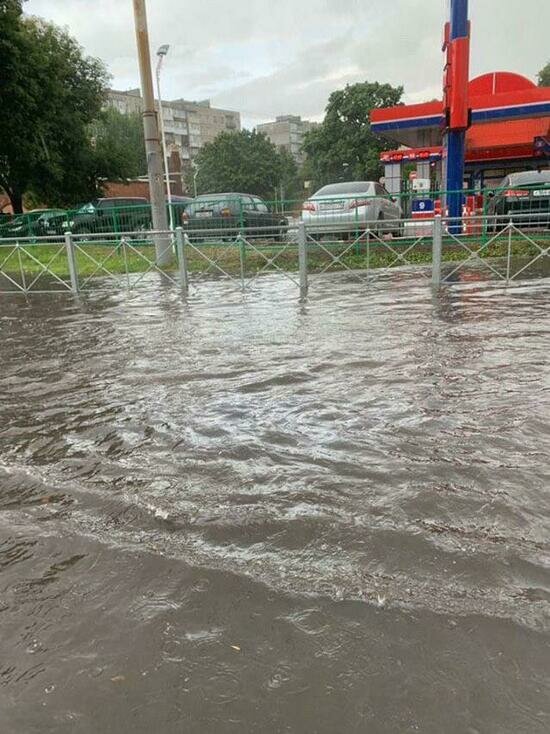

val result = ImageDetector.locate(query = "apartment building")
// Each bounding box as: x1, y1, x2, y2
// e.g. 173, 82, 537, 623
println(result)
107, 89, 241, 164
256, 115, 316, 164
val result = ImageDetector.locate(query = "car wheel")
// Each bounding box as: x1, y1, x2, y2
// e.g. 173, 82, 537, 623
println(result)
276, 220, 288, 242
130, 223, 151, 240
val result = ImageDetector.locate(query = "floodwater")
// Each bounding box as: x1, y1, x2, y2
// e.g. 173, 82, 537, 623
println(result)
0, 272, 549, 733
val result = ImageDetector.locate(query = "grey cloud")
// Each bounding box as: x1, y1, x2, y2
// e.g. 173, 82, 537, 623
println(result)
26, 0, 550, 128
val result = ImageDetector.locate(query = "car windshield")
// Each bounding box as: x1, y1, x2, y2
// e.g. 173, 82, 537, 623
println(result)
39, 210, 63, 220
313, 182, 372, 197
77, 202, 96, 214
187, 195, 239, 214
506, 171, 550, 187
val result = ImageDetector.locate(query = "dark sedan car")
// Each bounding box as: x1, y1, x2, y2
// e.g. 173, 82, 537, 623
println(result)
0, 209, 67, 239
487, 170, 550, 230
52, 197, 152, 237
182, 193, 287, 240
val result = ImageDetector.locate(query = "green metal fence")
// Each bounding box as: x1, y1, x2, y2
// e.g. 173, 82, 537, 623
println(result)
1, 183, 548, 245
0, 202, 188, 241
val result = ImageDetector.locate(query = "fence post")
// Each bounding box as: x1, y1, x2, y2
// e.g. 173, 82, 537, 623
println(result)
16, 244, 28, 294
366, 227, 371, 279
64, 231, 79, 294
298, 220, 308, 297
506, 217, 513, 284
175, 226, 189, 293
120, 237, 131, 289
238, 233, 246, 290
432, 214, 442, 287
354, 206, 361, 255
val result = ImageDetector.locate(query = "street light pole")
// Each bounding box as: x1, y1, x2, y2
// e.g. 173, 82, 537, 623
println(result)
192, 163, 200, 198
156, 44, 174, 230
132, 0, 171, 265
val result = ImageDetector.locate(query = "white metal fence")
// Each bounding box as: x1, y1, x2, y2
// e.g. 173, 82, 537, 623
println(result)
0, 215, 548, 297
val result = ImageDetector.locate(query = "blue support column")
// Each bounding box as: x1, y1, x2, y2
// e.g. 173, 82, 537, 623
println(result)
445, 0, 469, 232
450, 0, 468, 38
447, 130, 466, 226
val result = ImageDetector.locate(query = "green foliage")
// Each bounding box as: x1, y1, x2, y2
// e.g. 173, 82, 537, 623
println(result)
538, 61, 550, 87
302, 81, 403, 190
90, 108, 147, 181
189, 130, 292, 199
277, 147, 301, 200
0, 2, 25, 147
0, 12, 109, 211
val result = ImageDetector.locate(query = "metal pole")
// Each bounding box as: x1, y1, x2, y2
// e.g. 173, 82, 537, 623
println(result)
506, 218, 513, 283
175, 227, 189, 293
444, 0, 470, 234
432, 214, 443, 287
366, 227, 371, 279
16, 245, 28, 294
64, 231, 79, 294
298, 220, 308, 297
155, 54, 174, 230
121, 237, 131, 289
238, 234, 246, 290
132, 0, 171, 266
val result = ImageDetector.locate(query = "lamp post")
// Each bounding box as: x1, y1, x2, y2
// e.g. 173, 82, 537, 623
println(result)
192, 162, 200, 198
156, 43, 174, 230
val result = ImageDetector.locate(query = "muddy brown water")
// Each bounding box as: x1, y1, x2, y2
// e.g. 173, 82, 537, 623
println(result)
1, 271, 549, 733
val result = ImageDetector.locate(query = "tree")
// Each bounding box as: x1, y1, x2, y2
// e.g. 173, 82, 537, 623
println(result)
0, 12, 109, 211
90, 108, 147, 181
189, 130, 289, 200
277, 148, 301, 201
538, 61, 550, 87
302, 81, 403, 190
0, 2, 26, 203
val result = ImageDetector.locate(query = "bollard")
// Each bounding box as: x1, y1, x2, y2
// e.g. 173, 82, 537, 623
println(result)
175, 227, 189, 293
432, 214, 442, 287
298, 220, 308, 297
64, 231, 79, 294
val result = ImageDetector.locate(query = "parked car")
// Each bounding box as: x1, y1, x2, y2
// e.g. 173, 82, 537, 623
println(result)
170, 195, 194, 205
53, 197, 151, 236
167, 195, 194, 225
34, 209, 69, 237
301, 181, 402, 237
487, 170, 550, 230
0, 209, 67, 239
182, 193, 287, 240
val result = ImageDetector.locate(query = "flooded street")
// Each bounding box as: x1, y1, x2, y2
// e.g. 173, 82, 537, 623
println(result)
1, 273, 549, 733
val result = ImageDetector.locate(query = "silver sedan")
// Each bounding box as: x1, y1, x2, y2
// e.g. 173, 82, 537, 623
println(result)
302, 181, 402, 237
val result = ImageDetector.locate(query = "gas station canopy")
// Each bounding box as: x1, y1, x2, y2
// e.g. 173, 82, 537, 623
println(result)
371, 72, 550, 173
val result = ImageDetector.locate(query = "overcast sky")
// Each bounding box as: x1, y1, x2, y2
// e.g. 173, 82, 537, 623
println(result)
26, 0, 550, 128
